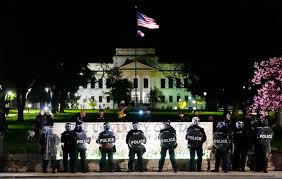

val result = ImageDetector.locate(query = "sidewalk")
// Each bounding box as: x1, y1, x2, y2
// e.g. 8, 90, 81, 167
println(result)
0, 171, 282, 178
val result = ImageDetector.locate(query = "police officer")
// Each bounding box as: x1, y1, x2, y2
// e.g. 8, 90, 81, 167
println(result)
211, 121, 229, 173
41, 126, 60, 173
61, 123, 75, 172
126, 121, 146, 172
158, 121, 178, 172
97, 122, 116, 172
186, 117, 206, 172
74, 123, 90, 173
232, 121, 249, 171
253, 115, 271, 173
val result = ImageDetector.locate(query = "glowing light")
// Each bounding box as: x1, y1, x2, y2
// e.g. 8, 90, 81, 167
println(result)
44, 106, 49, 111
45, 88, 49, 93
192, 100, 196, 104
139, 110, 144, 115
27, 104, 32, 108
203, 92, 207, 96
7, 91, 12, 96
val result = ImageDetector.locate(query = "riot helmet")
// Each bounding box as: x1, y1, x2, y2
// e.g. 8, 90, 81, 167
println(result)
132, 121, 139, 130
236, 121, 244, 129
65, 122, 71, 131
103, 122, 110, 130
192, 117, 200, 126
76, 123, 83, 132
216, 121, 227, 130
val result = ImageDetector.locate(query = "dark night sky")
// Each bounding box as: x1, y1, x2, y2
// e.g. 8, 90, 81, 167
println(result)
1, 0, 282, 63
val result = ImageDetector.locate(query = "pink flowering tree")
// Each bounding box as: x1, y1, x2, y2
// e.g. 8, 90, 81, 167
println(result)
251, 57, 282, 120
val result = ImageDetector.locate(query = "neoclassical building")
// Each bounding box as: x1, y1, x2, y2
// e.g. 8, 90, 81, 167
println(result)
76, 48, 205, 110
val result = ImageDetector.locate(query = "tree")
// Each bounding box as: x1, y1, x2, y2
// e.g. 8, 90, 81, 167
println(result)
251, 57, 282, 124
106, 67, 133, 107
148, 87, 163, 108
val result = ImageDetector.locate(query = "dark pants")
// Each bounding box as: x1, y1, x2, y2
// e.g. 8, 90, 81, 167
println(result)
254, 144, 268, 172
63, 148, 75, 171
100, 148, 114, 171
74, 148, 87, 172
189, 146, 203, 171
214, 148, 229, 172
43, 160, 57, 172
233, 146, 248, 170
159, 147, 177, 171
128, 148, 144, 171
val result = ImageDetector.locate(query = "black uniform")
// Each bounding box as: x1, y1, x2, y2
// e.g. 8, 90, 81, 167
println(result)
126, 129, 146, 172
253, 119, 269, 172
187, 125, 206, 171
212, 123, 229, 173
97, 129, 116, 172
158, 126, 177, 172
74, 127, 89, 173
232, 125, 249, 171
61, 130, 76, 172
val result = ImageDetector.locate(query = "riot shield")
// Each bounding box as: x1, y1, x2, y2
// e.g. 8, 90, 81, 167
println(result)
98, 131, 115, 150
159, 131, 176, 148
43, 126, 60, 160
186, 128, 204, 148
257, 126, 273, 153
128, 131, 146, 150
213, 132, 229, 149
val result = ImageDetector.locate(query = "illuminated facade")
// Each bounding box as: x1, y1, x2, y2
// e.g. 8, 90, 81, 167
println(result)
76, 48, 205, 109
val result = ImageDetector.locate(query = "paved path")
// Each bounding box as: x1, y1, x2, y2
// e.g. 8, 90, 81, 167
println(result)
0, 172, 282, 179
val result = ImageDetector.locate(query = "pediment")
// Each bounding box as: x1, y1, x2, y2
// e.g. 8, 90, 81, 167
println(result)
119, 61, 157, 71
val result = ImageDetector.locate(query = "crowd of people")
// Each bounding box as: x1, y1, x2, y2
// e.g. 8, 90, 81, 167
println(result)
30, 105, 273, 174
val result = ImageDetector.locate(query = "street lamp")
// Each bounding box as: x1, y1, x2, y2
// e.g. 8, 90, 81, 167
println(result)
7, 91, 12, 96
27, 104, 32, 114
45, 87, 49, 93
203, 92, 207, 96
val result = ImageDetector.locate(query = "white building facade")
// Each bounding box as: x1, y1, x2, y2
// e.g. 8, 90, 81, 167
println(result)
76, 48, 206, 110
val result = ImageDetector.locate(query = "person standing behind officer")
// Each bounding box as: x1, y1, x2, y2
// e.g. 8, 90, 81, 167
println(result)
211, 121, 229, 173
61, 123, 76, 172
97, 122, 116, 172
97, 109, 105, 121
76, 110, 87, 124
126, 121, 146, 172
73, 123, 90, 173
158, 121, 178, 172
117, 100, 127, 122
232, 121, 249, 171
186, 117, 206, 172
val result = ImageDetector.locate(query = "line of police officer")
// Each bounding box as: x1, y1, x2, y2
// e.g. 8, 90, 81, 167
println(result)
38, 115, 273, 173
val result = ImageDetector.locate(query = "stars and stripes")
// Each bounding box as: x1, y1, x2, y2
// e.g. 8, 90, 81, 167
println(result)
137, 11, 159, 29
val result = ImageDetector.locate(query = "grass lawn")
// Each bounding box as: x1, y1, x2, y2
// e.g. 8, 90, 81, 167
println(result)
2, 109, 280, 153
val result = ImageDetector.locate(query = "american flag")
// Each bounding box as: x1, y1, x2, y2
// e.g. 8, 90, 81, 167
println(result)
137, 11, 159, 29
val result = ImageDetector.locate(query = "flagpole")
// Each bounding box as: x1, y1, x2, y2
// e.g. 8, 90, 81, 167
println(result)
135, 48, 137, 105
135, 5, 138, 106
